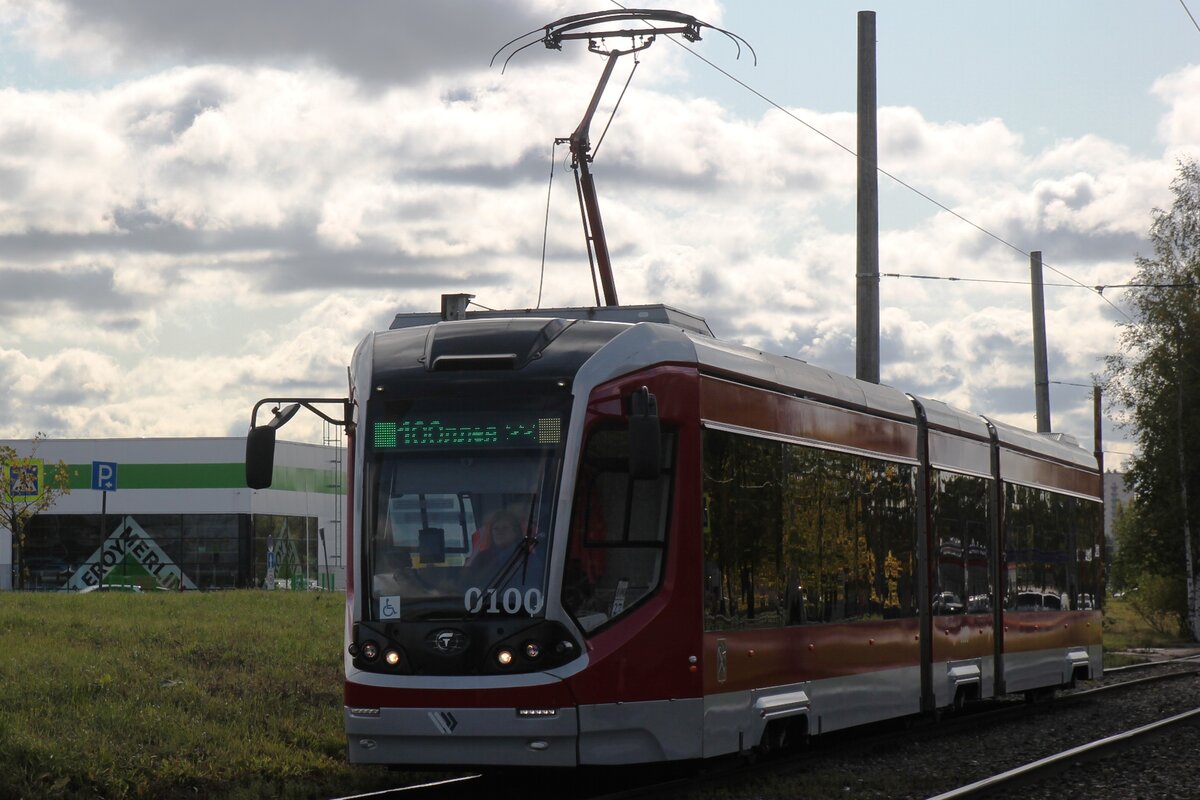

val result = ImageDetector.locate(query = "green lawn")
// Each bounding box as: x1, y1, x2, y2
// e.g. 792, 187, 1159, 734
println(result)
0, 591, 426, 800
0, 590, 1188, 798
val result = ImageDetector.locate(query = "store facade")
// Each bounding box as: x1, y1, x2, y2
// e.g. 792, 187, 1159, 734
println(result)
1, 437, 344, 592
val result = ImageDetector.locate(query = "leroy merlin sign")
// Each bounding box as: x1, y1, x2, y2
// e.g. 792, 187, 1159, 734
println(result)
66, 516, 197, 591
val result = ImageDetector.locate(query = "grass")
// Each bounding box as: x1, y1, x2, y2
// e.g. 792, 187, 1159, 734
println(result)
0, 591, 428, 800
0, 591, 1191, 799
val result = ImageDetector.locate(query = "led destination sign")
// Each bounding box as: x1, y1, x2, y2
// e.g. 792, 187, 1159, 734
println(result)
373, 415, 562, 450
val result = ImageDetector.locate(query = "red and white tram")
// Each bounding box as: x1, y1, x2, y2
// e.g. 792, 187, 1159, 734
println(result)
246, 297, 1104, 768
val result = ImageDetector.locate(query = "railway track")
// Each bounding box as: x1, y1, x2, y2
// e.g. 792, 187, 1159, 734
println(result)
926, 705, 1200, 799
327, 663, 1200, 800
590, 663, 1200, 800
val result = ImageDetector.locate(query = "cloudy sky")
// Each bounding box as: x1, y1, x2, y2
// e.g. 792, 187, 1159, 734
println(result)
2, 0, 1197, 468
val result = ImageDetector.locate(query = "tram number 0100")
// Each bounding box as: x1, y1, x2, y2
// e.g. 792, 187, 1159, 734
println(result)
464, 586, 544, 615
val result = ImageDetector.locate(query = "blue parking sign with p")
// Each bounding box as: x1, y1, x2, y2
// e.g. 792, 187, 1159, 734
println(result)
92, 461, 118, 492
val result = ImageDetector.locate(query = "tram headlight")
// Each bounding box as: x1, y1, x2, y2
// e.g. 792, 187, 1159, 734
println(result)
360, 640, 380, 661
384, 649, 401, 667
497, 648, 514, 667
524, 642, 541, 660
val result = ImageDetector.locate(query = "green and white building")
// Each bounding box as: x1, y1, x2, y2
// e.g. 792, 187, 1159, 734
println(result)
1, 437, 345, 592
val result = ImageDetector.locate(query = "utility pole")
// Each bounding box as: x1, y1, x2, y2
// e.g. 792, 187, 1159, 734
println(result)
856, 10, 880, 384
1030, 251, 1051, 432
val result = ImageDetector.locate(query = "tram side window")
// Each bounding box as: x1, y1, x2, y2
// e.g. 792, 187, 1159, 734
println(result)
932, 473, 992, 615
932, 526, 965, 616
1074, 499, 1104, 611
702, 428, 918, 631
964, 520, 992, 612
1004, 484, 1070, 612
703, 432, 784, 629
562, 427, 674, 634
851, 456, 918, 622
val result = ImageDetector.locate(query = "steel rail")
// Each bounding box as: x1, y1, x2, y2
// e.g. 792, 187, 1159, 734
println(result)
590, 669, 1200, 800
324, 669, 1200, 800
925, 705, 1200, 800
1103, 651, 1200, 674
1072, 667, 1200, 698
327, 774, 479, 800
919, 667, 1200, 741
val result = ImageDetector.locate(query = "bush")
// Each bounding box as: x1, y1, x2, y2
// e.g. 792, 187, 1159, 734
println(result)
1126, 572, 1188, 639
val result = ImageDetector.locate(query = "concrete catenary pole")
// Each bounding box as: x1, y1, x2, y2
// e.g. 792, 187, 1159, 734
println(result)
1030, 251, 1051, 432
856, 10, 880, 385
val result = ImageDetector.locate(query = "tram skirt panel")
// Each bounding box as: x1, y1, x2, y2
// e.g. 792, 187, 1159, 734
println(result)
345, 706, 580, 767
577, 698, 704, 764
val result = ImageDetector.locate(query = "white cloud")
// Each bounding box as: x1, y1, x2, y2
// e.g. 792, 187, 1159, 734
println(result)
1154, 64, 1200, 155
0, 2, 1179, 473
1, 0, 571, 82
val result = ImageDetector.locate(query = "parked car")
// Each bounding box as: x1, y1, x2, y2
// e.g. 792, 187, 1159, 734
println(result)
24, 557, 72, 589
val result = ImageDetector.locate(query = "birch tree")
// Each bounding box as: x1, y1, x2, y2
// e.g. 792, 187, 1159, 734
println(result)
1107, 159, 1200, 639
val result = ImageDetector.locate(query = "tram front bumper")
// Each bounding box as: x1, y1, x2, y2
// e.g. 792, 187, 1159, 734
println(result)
345, 705, 579, 767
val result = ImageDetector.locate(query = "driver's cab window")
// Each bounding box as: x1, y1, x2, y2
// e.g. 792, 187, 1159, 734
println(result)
385, 493, 475, 566
562, 427, 674, 633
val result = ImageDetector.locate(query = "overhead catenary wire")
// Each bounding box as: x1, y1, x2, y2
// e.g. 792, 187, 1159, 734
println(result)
689, 44, 1136, 320
604, 0, 1137, 322
1180, 0, 1200, 35
868, 272, 1199, 293
595, 2, 1195, 461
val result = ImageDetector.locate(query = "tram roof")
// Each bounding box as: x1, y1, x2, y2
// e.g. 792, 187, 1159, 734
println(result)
389, 304, 714, 337
684, 329, 919, 423
381, 299, 1096, 472
985, 415, 1096, 471
910, 394, 993, 442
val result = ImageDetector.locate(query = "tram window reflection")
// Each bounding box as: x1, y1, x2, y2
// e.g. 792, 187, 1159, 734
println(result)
702, 428, 917, 631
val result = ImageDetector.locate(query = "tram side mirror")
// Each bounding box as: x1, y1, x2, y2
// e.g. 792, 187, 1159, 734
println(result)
246, 403, 301, 490
246, 426, 277, 489
628, 386, 661, 480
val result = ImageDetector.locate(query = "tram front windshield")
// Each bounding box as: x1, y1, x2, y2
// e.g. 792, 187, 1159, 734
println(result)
367, 404, 565, 622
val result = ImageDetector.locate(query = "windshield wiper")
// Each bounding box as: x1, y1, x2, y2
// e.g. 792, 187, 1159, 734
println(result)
471, 459, 556, 615
519, 532, 538, 582
472, 534, 541, 615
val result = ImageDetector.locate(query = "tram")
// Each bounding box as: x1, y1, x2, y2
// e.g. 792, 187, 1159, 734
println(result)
243, 7, 1102, 770
244, 295, 1103, 768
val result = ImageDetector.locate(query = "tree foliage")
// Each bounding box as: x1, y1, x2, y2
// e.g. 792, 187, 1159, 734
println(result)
1111, 502, 1188, 635
0, 434, 72, 589
1106, 159, 1200, 638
